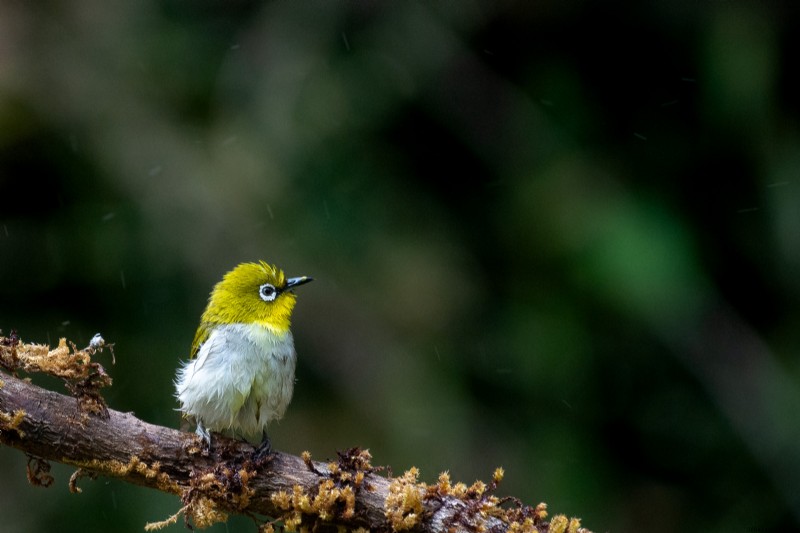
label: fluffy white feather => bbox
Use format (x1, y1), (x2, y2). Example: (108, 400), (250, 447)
(175, 322), (296, 444)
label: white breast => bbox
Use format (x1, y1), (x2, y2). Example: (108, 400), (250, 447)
(174, 322), (296, 443)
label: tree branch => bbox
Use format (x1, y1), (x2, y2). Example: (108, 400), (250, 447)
(0, 336), (590, 533)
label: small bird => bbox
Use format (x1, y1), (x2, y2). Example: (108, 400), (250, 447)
(175, 261), (312, 453)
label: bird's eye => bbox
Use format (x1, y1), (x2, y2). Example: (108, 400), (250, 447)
(259, 283), (278, 302)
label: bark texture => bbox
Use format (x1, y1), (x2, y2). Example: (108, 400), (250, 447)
(0, 337), (587, 533)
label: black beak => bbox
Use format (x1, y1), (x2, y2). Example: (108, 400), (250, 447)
(285, 276), (313, 289)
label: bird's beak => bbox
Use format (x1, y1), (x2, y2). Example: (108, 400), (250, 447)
(285, 276), (313, 289)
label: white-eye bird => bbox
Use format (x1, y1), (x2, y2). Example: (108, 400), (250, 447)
(175, 261), (312, 453)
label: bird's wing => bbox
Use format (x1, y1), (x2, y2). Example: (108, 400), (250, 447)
(190, 323), (211, 359)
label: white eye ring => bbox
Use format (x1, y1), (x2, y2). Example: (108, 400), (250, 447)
(259, 283), (278, 302)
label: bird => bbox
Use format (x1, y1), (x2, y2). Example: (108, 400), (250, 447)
(174, 261), (312, 454)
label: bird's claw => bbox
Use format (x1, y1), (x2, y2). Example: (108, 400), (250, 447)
(195, 421), (212, 449)
(253, 432), (273, 463)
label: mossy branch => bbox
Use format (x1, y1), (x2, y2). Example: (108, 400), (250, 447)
(0, 335), (590, 533)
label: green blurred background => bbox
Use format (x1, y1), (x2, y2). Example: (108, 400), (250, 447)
(1, 1), (799, 532)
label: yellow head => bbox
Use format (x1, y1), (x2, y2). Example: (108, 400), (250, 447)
(191, 261), (312, 357)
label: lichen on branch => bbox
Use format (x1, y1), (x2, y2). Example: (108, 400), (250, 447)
(0, 331), (113, 417)
(0, 333), (593, 533)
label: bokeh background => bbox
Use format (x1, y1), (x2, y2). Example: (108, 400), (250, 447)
(1, 1), (799, 532)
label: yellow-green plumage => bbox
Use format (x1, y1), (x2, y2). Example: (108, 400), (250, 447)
(175, 261), (311, 446)
(190, 262), (295, 357)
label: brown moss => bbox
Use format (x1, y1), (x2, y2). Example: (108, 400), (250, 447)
(508, 517), (537, 533)
(338, 447), (374, 472)
(1, 336), (113, 417)
(258, 523), (275, 533)
(535, 502), (549, 522)
(353, 470), (365, 488)
(188, 495), (229, 528)
(258, 523), (277, 533)
(492, 467), (505, 484)
(0, 334), (593, 533)
(301, 450), (313, 469)
(68, 468), (97, 493)
(548, 514), (569, 533)
(68, 456), (180, 494)
(435, 471), (451, 496)
(0, 331), (20, 372)
(270, 447), (378, 531)
(190, 462), (257, 516)
(386, 465), (590, 533)
(0, 408), (26, 437)
(26, 456), (54, 487)
(146, 459), (258, 531)
(144, 510), (181, 531)
(271, 478), (359, 531)
(385, 467), (425, 530)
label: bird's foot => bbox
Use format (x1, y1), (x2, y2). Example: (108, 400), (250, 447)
(195, 421), (212, 452)
(253, 432), (273, 463)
